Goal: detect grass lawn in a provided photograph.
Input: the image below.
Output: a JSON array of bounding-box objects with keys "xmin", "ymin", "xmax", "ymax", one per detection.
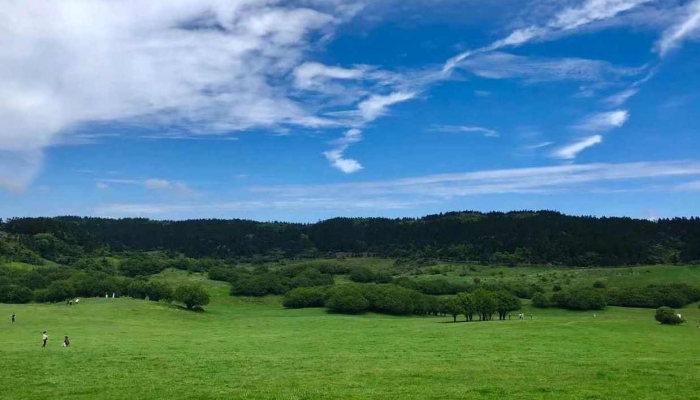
[{"xmin": 2, "ymin": 270, "xmax": 700, "ymax": 399}]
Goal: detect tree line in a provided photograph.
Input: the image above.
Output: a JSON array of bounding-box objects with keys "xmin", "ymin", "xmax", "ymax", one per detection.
[
  {"xmin": 3, "ymin": 210, "xmax": 700, "ymax": 266},
  {"xmin": 282, "ymin": 283, "xmax": 522, "ymax": 320},
  {"xmin": 0, "ymin": 259, "xmax": 209, "ymax": 309}
]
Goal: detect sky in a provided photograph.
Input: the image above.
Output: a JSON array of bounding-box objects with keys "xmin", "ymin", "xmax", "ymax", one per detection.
[{"xmin": 1, "ymin": 0, "xmax": 700, "ymax": 222}]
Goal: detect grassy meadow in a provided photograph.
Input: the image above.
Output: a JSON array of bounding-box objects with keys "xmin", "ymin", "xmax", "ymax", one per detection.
[{"xmin": 2, "ymin": 266, "xmax": 700, "ymax": 399}]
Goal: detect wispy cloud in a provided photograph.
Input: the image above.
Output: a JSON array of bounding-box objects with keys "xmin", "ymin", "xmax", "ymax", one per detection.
[
  {"xmin": 459, "ymin": 52, "xmax": 642, "ymax": 83},
  {"xmin": 431, "ymin": 125, "xmax": 499, "ymax": 138},
  {"xmin": 357, "ymin": 92, "xmax": 416, "ymax": 122},
  {"xmin": 253, "ymin": 160, "xmax": 700, "ymax": 198},
  {"xmin": 99, "ymin": 178, "xmax": 194, "ymax": 194},
  {"xmin": 524, "ymin": 141, "xmax": 554, "ymax": 150},
  {"xmin": 656, "ymin": 0, "xmax": 700, "ymax": 57},
  {"xmin": 602, "ymin": 89, "xmax": 639, "ymax": 107},
  {"xmin": 573, "ymin": 110, "xmax": 630, "ymax": 131},
  {"xmin": 323, "ymin": 129, "xmax": 364, "ymax": 174},
  {"xmin": 95, "ymin": 197, "xmax": 421, "ymax": 217},
  {"xmin": 443, "ymin": 0, "xmax": 653, "ymax": 74},
  {"xmin": 552, "ymin": 135, "xmax": 603, "ymax": 160}
]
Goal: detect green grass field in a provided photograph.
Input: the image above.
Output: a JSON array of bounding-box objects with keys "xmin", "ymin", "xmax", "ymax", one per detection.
[{"xmin": 2, "ymin": 268, "xmax": 700, "ymax": 400}]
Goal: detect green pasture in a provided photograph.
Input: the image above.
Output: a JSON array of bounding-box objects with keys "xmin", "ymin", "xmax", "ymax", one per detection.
[{"xmin": 2, "ymin": 268, "xmax": 700, "ymax": 400}]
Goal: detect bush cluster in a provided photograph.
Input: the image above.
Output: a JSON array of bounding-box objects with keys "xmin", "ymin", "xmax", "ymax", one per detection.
[
  {"xmin": 607, "ymin": 284, "xmax": 700, "ymax": 308},
  {"xmin": 229, "ymin": 265, "xmax": 335, "ymax": 297},
  {"xmin": 655, "ymin": 306, "xmax": 684, "ymax": 325},
  {"xmin": 551, "ymin": 287, "xmax": 607, "ymax": 311}
]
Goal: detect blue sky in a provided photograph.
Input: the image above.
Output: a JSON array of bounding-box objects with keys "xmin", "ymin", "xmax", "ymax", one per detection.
[{"xmin": 1, "ymin": 0, "xmax": 700, "ymax": 222}]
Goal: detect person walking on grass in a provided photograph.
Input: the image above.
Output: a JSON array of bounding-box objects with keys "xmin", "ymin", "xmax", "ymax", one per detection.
[
  {"xmin": 42, "ymin": 331, "xmax": 48, "ymax": 347},
  {"xmin": 11, "ymin": 313, "xmax": 15, "ymax": 324},
  {"xmin": 62, "ymin": 336, "xmax": 70, "ymax": 347}
]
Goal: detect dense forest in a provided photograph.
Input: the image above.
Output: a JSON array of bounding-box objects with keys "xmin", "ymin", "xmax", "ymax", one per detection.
[{"xmin": 2, "ymin": 211, "xmax": 700, "ymax": 266}]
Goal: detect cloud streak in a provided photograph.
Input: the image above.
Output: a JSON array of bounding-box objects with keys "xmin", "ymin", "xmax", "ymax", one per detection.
[
  {"xmin": 656, "ymin": 0, "xmax": 700, "ymax": 56},
  {"xmin": 552, "ymin": 135, "xmax": 604, "ymax": 160},
  {"xmin": 443, "ymin": 0, "xmax": 653, "ymax": 74},
  {"xmin": 459, "ymin": 52, "xmax": 642, "ymax": 83},
  {"xmin": 431, "ymin": 125, "xmax": 499, "ymax": 138},
  {"xmin": 252, "ymin": 160, "xmax": 700, "ymax": 198},
  {"xmin": 573, "ymin": 109, "xmax": 630, "ymax": 131}
]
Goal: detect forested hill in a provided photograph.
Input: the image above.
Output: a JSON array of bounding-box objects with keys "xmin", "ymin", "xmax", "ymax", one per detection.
[{"xmin": 2, "ymin": 211, "xmax": 700, "ymax": 266}]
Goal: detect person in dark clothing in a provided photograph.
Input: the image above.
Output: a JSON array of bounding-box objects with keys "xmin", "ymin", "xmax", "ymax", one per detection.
[
  {"xmin": 11, "ymin": 313, "xmax": 15, "ymax": 323},
  {"xmin": 62, "ymin": 336, "xmax": 70, "ymax": 347}
]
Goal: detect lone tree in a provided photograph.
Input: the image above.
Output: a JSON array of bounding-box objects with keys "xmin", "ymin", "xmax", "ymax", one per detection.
[
  {"xmin": 495, "ymin": 290, "xmax": 521, "ymax": 320},
  {"xmin": 655, "ymin": 306, "xmax": 684, "ymax": 325},
  {"xmin": 443, "ymin": 298, "xmax": 463, "ymax": 322},
  {"xmin": 174, "ymin": 284, "xmax": 210, "ymax": 310}
]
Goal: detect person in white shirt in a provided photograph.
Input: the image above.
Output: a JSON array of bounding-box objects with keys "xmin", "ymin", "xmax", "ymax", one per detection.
[{"xmin": 42, "ymin": 331, "xmax": 48, "ymax": 347}]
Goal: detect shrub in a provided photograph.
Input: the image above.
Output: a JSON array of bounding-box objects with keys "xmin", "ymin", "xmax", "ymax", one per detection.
[
  {"xmin": 43, "ymin": 280, "xmax": 76, "ymax": 303},
  {"xmin": 473, "ymin": 278, "xmax": 481, "ymax": 284},
  {"xmin": 208, "ymin": 267, "xmax": 234, "ymax": 282},
  {"xmin": 0, "ymin": 284, "xmax": 34, "ymax": 304},
  {"xmin": 326, "ymin": 285, "xmax": 369, "ymax": 314},
  {"xmin": 606, "ymin": 283, "xmax": 700, "ymax": 308},
  {"xmin": 126, "ymin": 280, "xmax": 147, "ymax": 299},
  {"xmin": 593, "ymin": 280, "xmax": 607, "ymax": 289},
  {"xmin": 283, "ymin": 287, "xmax": 327, "ymax": 309},
  {"xmin": 361, "ymin": 284, "xmax": 425, "ymax": 315},
  {"xmin": 348, "ymin": 267, "xmax": 375, "ymax": 283},
  {"xmin": 552, "ymin": 283, "xmax": 563, "ymax": 292},
  {"xmin": 552, "ymin": 287, "xmax": 606, "ymax": 311},
  {"xmin": 173, "ymin": 284, "xmax": 210, "ymax": 310},
  {"xmin": 145, "ymin": 281, "xmax": 173, "ymax": 302},
  {"xmin": 655, "ymin": 306, "xmax": 684, "ymax": 325},
  {"xmin": 531, "ymin": 292, "xmax": 551, "ymax": 308}
]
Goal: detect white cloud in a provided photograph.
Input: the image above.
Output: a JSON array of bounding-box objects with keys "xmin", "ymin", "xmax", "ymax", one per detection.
[
  {"xmin": 574, "ymin": 110, "xmax": 630, "ymax": 131},
  {"xmin": 0, "ymin": 0, "xmax": 381, "ymax": 189},
  {"xmin": 144, "ymin": 179, "xmax": 172, "ymax": 190},
  {"xmin": 552, "ymin": 135, "xmax": 603, "ymax": 159},
  {"xmin": 674, "ymin": 180, "xmax": 700, "ymax": 191},
  {"xmin": 0, "ymin": 150, "xmax": 42, "ymax": 193},
  {"xmin": 293, "ymin": 62, "xmax": 366, "ymax": 89},
  {"xmin": 431, "ymin": 125, "xmax": 499, "ymax": 138},
  {"xmin": 524, "ymin": 141, "xmax": 554, "ymax": 150},
  {"xmin": 443, "ymin": 0, "xmax": 653, "ymax": 74},
  {"xmin": 101, "ymin": 178, "xmax": 194, "ymax": 194},
  {"xmin": 253, "ymin": 160, "xmax": 700, "ymax": 198},
  {"xmin": 459, "ymin": 52, "xmax": 642, "ymax": 83},
  {"xmin": 323, "ymin": 128, "xmax": 364, "ymax": 174},
  {"xmin": 95, "ymin": 197, "xmax": 418, "ymax": 217},
  {"xmin": 656, "ymin": 0, "xmax": 700, "ymax": 56},
  {"xmin": 603, "ymin": 89, "xmax": 639, "ymax": 107},
  {"xmin": 96, "ymin": 182, "xmax": 109, "ymax": 190},
  {"xmin": 356, "ymin": 92, "xmax": 416, "ymax": 122}
]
